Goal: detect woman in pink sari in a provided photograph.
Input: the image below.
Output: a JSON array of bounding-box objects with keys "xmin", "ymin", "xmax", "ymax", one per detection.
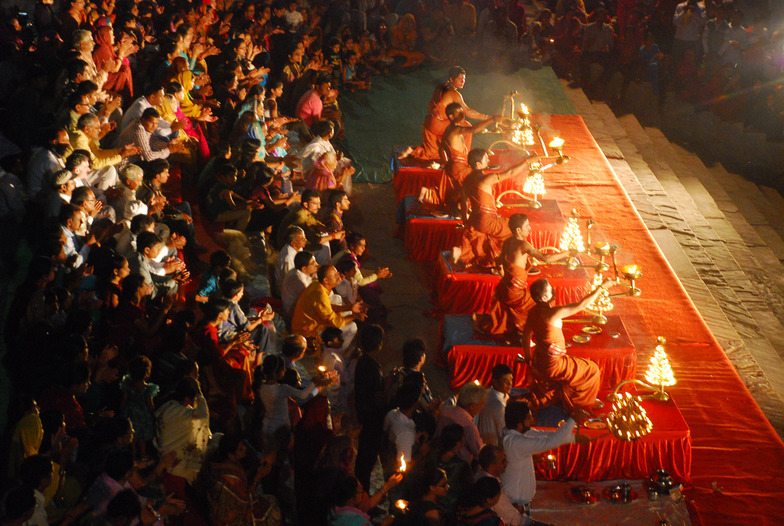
[{"xmin": 93, "ymin": 25, "xmax": 136, "ymax": 101}]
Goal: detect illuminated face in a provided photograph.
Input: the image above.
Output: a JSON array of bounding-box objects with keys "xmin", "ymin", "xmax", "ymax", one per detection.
[
  {"xmin": 116, "ymin": 259, "xmax": 131, "ymax": 279},
  {"xmin": 292, "ymin": 231, "xmax": 307, "ymax": 250},
  {"xmin": 452, "ymin": 73, "xmax": 466, "ymax": 89},
  {"xmin": 305, "ymin": 257, "xmax": 318, "ymax": 276},
  {"xmin": 495, "ymin": 373, "xmax": 514, "ymax": 395},
  {"xmin": 519, "ymin": 219, "xmax": 531, "ymax": 239},
  {"xmin": 351, "ymin": 238, "xmax": 367, "ymax": 257},
  {"xmin": 156, "ymin": 168, "xmax": 170, "ymax": 185},
  {"xmin": 141, "ymin": 117, "xmax": 159, "ymax": 133},
  {"xmin": 322, "ymin": 266, "xmax": 341, "ymax": 289},
  {"xmin": 303, "ymin": 197, "xmax": 321, "ymax": 215}
]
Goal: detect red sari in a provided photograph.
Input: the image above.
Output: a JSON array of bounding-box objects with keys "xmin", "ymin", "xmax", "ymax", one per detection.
[
  {"xmin": 524, "ymin": 303, "xmax": 601, "ymax": 413},
  {"xmin": 93, "ymin": 26, "xmax": 133, "ymax": 100}
]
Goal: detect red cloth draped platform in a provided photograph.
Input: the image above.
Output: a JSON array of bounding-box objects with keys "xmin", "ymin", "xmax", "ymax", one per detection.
[
  {"xmin": 428, "ymin": 115, "xmax": 784, "ymax": 524},
  {"xmin": 394, "ymin": 166, "xmax": 442, "ymax": 204},
  {"xmin": 447, "ymin": 315, "xmax": 637, "ymax": 391},
  {"xmin": 534, "ymin": 394, "xmax": 691, "ymax": 483},
  {"xmin": 433, "ymin": 251, "xmax": 591, "ymax": 315},
  {"xmin": 405, "ymin": 198, "xmax": 566, "ymax": 261}
]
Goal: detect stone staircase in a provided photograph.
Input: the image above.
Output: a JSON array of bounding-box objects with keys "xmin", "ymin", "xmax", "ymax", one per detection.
[{"xmin": 561, "ymin": 80, "xmax": 784, "ymax": 437}]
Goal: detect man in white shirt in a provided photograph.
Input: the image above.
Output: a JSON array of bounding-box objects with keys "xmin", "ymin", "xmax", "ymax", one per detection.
[
  {"xmin": 120, "ymin": 84, "xmax": 179, "ymax": 137},
  {"xmin": 501, "ymin": 400, "xmax": 589, "ymax": 510},
  {"xmin": 477, "ymin": 363, "xmax": 514, "ymax": 446},
  {"xmin": 27, "ymin": 127, "xmax": 69, "ymax": 201},
  {"xmin": 383, "ymin": 380, "xmax": 420, "ymax": 465},
  {"xmin": 18, "ymin": 455, "xmax": 53, "ymax": 526},
  {"xmin": 276, "ymin": 225, "xmax": 307, "ymax": 292},
  {"xmin": 281, "ymin": 250, "xmax": 317, "ymax": 321},
  {"xmin": 60, "ymin": 204, "xmax": 93, "ymax": 267}
]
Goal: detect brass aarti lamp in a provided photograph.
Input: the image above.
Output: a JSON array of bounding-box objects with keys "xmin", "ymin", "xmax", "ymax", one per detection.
[
  {"xmin": 586, "ymin": 272, "xmax": 613, "ymax": 325},
  {"xmin": 620, "ymin": 264, "xmax": 642, "ymax": 297},
  {"xmin": 608, "ymin": 337, "xmax": 676, "ymax": 403},
  {"xmin": 592, "ymin": 241, "xmax": 611, "ymax": 272},
  {"xmin": 605, "ymin": 391, "xmax": 654, "ymax": 441}
]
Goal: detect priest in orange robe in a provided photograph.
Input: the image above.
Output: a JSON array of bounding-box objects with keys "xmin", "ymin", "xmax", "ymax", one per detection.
[{"xmin": 520, "ymin": 278, "xmax": 614, "ymax": 416}]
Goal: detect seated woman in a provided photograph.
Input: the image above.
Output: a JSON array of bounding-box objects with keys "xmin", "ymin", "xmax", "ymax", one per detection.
[
  {"xmin": 521, "ymin": 278, "xmax": 614, "ymax": 418},
  {"xmin": 332, "ymin": 232, "xmax": 392, "ymax": 325},
  {"xmin": 306, "ymin": 151, "xmax": 354, "ymax": 195},
  {"xmin": 388, "ymin": 14, "xmax": 426, "ymax": 68},
  {"xmin": 93, "ymin": 25, "xmax": 136, "ymax": 102},
  {"xmin": 159, "ymin": 81, "xmax": 214, "ymax": 162}
]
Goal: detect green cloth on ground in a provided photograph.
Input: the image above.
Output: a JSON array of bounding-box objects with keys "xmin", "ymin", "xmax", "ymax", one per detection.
[{"xmin": 340, "ymin": 66, "xmax": 577, "ymax": 183}]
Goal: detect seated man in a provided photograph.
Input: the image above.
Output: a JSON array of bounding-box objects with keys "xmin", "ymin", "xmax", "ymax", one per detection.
[
  {"xmin": 115, "ymin": 108, "xmax": 186, "ymax": 163},
  {"xmin": 59, "ymin": 204, "xmax": 94, "ymax": 267},
  {"xmin": 45, "ymin": 169, "xmax": 78, "ymax": 219},
  {"xmin": 127, "ymin": 231, "xmax": 183, "ymax": 299},
  {"xmin": 295, "ymin": 74, "xmax": 334, "ymax": 128},
  {"xmin": 275, "ymin": 226, "xmax": 307, "ymax": 292},
  {"xmin": 26, "ymin": 127, "xmax": 70, "ymax": 201},
  {"xmin": 452, "ymin": 149, "xmax": 531, "ymax": 269},
  {"xmin": 217, "ymin": 278, "xmax": 275, "ymax": 364},
  {"xmin": 281, "ymin": 250, "xmax": 318, "ymax": 322},
  {"xmin": 68, "ymin": 113, "xmax": 139, "ymax": 190},
  {"xmin": 291, "ymin": 265, "xmax": 366, "ymax": 351},
  {"xmin": 418, "ymin": 103, "xmax": 499, "ymax": 213},
  {"xmin": 277, "ymin": 189, "xmax": 344, "ymax": 265},
  {"xmin": 109, "ymin": 164, "xmax": 148, "ymax": 221},
  {"xmin": 475, "ymin": 213, "xmax": 568, "ymax": 341},
  {"xmin": 522, "ymin": 278, "xmax": 613, "ymax": 417}
]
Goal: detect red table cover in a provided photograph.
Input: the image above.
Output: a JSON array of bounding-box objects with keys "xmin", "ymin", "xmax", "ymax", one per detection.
[
  {"xmin": 394, "ymin": 166, "xmax": 442, "ymax": 204},
  {"xmin": 534, "ymin": 394, "xmax": 691, "ymax": 483},
  {"xmin": 447, "ymin": 315, "xmax": 636, "ymax": 390},
  {"xmin": 405, "ymin": 199, "xmax": 566, "ymax": 261},
  {"xmin": 433, "ymin": 252, "xmax": 592, "ymax": 315}
]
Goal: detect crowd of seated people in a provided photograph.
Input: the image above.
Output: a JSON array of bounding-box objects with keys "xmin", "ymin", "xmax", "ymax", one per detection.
[{"xmin": 2, "ymin": 0, "xmax": 766, "ymax": 524}]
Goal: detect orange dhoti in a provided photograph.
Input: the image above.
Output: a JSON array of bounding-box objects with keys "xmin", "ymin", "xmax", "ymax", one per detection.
[
  {"xmin": 420, "ymin": 113, "xmax": 450, "ymax": 161},
  {"xmin": 525, "ymin": 304, "xmax": 601, "ymax": 414},
  {"xmin": 458, "ymin": 200, "xmax": 512, "ymax": 269},
  {"xmin": 476, "ymin": 262, "xmax": 535, "ymax": 340}
]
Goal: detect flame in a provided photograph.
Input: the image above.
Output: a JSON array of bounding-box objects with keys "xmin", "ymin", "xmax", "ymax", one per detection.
[
  {"xmin": 395, "ymin": 499, "xmax": 408, "ymax": 510},
  {"xmin": 621, "ymin": 264, "xmax": 638, "ymax": 274},
  {"xmin": 549, "ymin": 137, "xmax": 564, "ymax": 149},
  {"xmin": 317, "ymin": 365, "xmax": 326, "ymax": 372},
  {"xmin": 520, "ymin": 103, "xmax": 529, "ymax": 115},
  {"xmin": 399, "ymin": 453, "xmax": 406, "ymax": 472}
]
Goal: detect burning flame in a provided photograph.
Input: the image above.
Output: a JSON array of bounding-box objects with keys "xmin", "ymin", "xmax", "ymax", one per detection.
[
  {"xmin": 549, "ymin": 137, "xmax": 564, "ymax": 149},
  {"xmin": 399, "ymin": 453, "xmax": 406, "ymax": 472}
]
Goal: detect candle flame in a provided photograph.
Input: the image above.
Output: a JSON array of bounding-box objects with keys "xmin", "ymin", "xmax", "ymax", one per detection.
[
  {"xmin": 549, "ymin": 137, "xmax": 564, "ymax": 149},
  {"xmin": 317, "ymin": 366, "xmax": 326, "ymax": 372},
  {"xmin": 395, "ymin": 499, "xmax": 408, "ymax": 510},
  {"xmin": 399, "ymin": 453, "xmax": 406, "ymax": 472},
  {"xmin": 520, "ymin": 103, "xmax": 529, "ymax": 114},
  {"xmin": 621, "ymin": 264, "xmax": 638, "ymax": 274}
]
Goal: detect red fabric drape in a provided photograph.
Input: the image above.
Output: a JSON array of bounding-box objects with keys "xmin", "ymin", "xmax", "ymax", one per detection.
[
  {"xmin": 447, "ymin": 315, "xmax": 636, "ymax": 390},
  {"xmin": 433, "ymin": 253, "xmax": 591, "ymax": 316}
]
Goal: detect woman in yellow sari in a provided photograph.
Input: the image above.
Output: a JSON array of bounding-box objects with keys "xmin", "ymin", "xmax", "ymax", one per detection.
[{"xmin": 164, "ymin": 57, "xmax": 209, "ymax": 119}]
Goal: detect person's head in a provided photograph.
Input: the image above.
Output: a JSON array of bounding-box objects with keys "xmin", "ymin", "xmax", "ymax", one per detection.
[
  {"xmin": 419, "ymin": 466, "xmax": 449, "ymax": 498},
  {"xmin": 105, "ymin": 489, "xmax": 142, "ymax": 524},
  {"xmin": 136, "ymin": 231, "xmax": 162, "ymax": 260},
  {"xmin": 220, "ymin": 278, "xmax": 244, "ymax": 302},
  {"xmin": 202, "ymin": 298, "xmax": 232, "ymax": 323},
  {"xmin": 316, "ymin": 264, "xmax": 339, "ymax": 290},
  {"xmin": 71, "ymin": 186, "xmax": 97, "ymax": 214},
  {"xmin": 77, "ymin": 113, "xmax": 101, "ymax": 143},
  {"xmin": 457, "ymin": 381, "xmax": 487, "ymax": 416},
  {"xmin": 140, "ymin": 108, "xmax": 160, "ymax": 133},
  {"xmin": 145, "ymin": 84, "xmax": 165, "ymax": 106},
  {"xmin": 282, "ymin": 334, "xmax": 308, "ymax": 362},
  {"xmin": 327, "ymin": 189, "xmax": 349, "ymax": 212},
  {"xmin": 312, "ymin": 119, "xmax": 335, "ymax": 140},
  {"xmin": 300, "ymin": 189, "xmax": 321, "ymax": 215},
  {"xmin": 119, "ymin": 164, "xmax": 144, "ymax": 190},
  {"xmin": 120, "ymin": 273, "xmax": 150, "ymax": 303},
  {"xmin": 209, "ymin": 249, "xmax": 231, "ymax": 271},
  {"xmin": 478, "ymin": 444, "xmax": 507, "ymax": 477},
  {"xmin": 52, "ymin": 169, "xmax": 76, "ymax": 195},
  {"xmin": 59, "ymin": 204, "xmax": 83, "ymax": 233},
  {"xmin": 396, "ymin": 380, "xmax": 422, "ymax": 412},
  {"xmin": 448, "ymin": 65, "xmax": 466, "ymax": 88},
  {"xmin": 465, "ymin": 477, "xmax": 502, "ymax": 509},
  {"xmin": 529, "ymin": 278, "xmax": 553, "ymax": 303},
  {"xmin": 320, "ymin": 326, "xmax": 343, "ymax": 349},
  {"xmin": 172, "ymin": 377, "xmax": 200, "ymax": 407},
  {"xmin": 360, "ymin": 324, "xmax": 384, "ymax": 354},
  {"xmin": 261, "ymin": 353, "xmax": 286, "ymax": 381},
  {"xmin": 315, "ymin": 74, "xmax": 331, "ymax": 97},
  {"xmin": 129, "ymin": 214, "xmax": 155, "ymax": 235},
  {"xmin": 73, "ymin": 29, "xmax": 94, "ymax": 53},
  {"xmin": 105, "ymin": 448, "xmax": 135, "ymax": 482},
  {"xmin": 331, "ymin": 474, "xmax": 363, "ymax": 508},
  {"xmin": 66, "ymin": 58, "xmax": 89, "ymax": 83},
  {"xmin": 287, "ymin": 226, "xmax": 307, "ymax": 250},
  {"xmin": 65, "ymin": 150, "xmax": 91, "ymax": 178},
  {"xmin": 294, "ymin": 250, "xmax": 317, "ymax": 274},
  {"xmin": 335, "ymin": 254, "xmax": 357, "ymax": 280},
  {"xmin": 402, "ymin": 338, "xmax": 427, "ymax": 369},
  {"xmin": 110, "ymin": 253, "xmax": 130, "ymax": 281},
  {"xmin": 45, "ymin": 127, "xmax": 71, "ymax": 157},
  {"xmin": 468, "ymin": 148, "xmax": 489, "ymax": 169},
  {"xmin": 508, "ymin": 213, "xmax": 531, "ymax": 239},
  {"xmin": 445, "ymin": 102, "xmax": 464, "ymax": 122},
  {"xmin": 128, "ymin": 355, "xmax": 152, "ymax": 383},
  {"xmin": 491, "ymin": 363, "xmax": 514, "ymax": 395},
  {"xmin": 110, "ymin": 416, "xmax": 135, "ymax": 447},
  {"xmin": 504, "ymin": 399, "xmax": 534, "ymax": 433},
  {"xmin": 145, "ymin": 159, "xmax": 170, "ymax": 184},
  {"xmin": 1, "ymin": 486, "xmax": 36, "ymax": 523},
  {"xmin": 438, "ymin": 422, "xmax": 464, "ymax": 453},
  {"xmin": 216, "ymin": 433, "xmax": 249, "ymax": 463},
  {"xmin": 346, "ymin": 232, "xmax": 366, "ymax": 257},
  {"xmin": 19, "ymin": 455, "xmax": 54, "ymax": 491}
]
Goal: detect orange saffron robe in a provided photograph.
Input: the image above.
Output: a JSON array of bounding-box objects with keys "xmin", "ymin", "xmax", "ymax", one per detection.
[
  {"xmin": 477, "ymin": 261, "xmax": 535, "ymax": 340},
  {"xmin": 458, "ymin": 172, "xmax": 512, "ymax": 268},
  {"xmin": 524, "ymin": 303, "xmax": 601, "ymax": 413}
]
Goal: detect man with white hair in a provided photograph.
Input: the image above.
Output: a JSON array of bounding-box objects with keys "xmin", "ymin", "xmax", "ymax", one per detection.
[
  {"xmin": 276, "ymin": 225, "xmax": 306, "ymax": 290},
  {"xmin": 109, "ymin": 164, "xmax": 148, "ymax": 221},
  {"xmin": 68, "ymin": 113, "xmax": 139, "ymax": 189},
  {"xmin": 435, "ymin": 380, "xmax": 487, "ymax": 464}
]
